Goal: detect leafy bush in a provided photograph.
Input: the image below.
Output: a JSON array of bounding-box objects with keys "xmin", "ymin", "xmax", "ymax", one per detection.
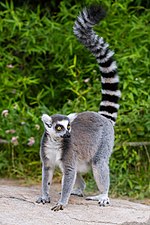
[{"xmin": 0, "ymin": 0, "xmax": 149, "ymax": 198}]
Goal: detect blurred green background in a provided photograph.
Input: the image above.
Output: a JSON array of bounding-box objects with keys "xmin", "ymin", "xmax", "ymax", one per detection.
[{"xmin": 0, "ymin": 0, "xmax": 149, "ymax": 198}]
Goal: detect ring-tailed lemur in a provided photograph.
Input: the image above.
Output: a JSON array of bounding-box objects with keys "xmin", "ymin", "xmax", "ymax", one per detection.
[{"xmin": 36, "ymin": 5, "xmax": 121, "ymax": 211}]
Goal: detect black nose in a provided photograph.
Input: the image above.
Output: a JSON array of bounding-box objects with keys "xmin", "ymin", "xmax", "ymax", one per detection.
[{"xmin": 63, "ymin": 131, "xmax": 71, "ymax": 138}]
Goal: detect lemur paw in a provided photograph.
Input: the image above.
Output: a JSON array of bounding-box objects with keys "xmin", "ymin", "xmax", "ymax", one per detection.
[
  {"xmin": 51, "ymin": 203, "xmax": 65, "ymax": 211},
  {"xmin": 98, "ymin": 195, "xmax": 110, "ymax": 207},
  {"xmin": 86, "ymin": 194, "xmax": 110, "ymax": 206},
  {"xmin": 36, "ymin": 196, "xmax": 51, "ymax": 204}
]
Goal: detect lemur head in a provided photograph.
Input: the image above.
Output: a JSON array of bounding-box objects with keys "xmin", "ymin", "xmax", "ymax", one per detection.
[{"xmin": 41, "ymin": 113, "xmax": 77, "ymax": 140}]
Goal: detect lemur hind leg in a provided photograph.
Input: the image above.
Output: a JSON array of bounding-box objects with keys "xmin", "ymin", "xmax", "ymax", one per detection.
[
  {"xmin": 86, "ymin": 158, "xmax": 110, "ymax": 206},
  {"xmin": 71, "ymin": 173, "xmax": 86, "ymax": 197}
]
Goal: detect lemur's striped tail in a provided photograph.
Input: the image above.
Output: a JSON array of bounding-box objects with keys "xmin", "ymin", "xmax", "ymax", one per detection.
[{"xmin": 73, "ymin": 5, "xmax": 121, "ymax": 125}]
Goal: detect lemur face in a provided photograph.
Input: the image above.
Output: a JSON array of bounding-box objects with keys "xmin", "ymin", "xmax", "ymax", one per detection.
[{"xmin": 41, "ymin": 114, "xmax": 71, "ymax": 139}]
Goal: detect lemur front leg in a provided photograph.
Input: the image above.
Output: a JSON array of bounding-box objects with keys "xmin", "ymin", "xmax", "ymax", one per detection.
[
  {"xmin": 51, "ymin": 163, "xmax": 77, "ymax": 211},
  {"xmin": 36, "ymin": 164, "xmax": 54, "ymax": 204},
  {"xmin": 86, "ymin": 158, "xmax": 110, "ymax": 206}
]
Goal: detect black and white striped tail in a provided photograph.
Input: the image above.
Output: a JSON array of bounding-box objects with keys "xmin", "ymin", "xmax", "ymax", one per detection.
[{"xmin": 73, "ymin": 5, "xmax": 121, "ymax": 125}]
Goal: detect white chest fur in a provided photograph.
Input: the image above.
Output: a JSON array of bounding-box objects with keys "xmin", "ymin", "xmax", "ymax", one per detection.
[
  {"xmin": 44, "ymin": 136, "xmax": 62, "ymax": 167},
  {"xmin": 43, "ymin": 135, "xmax": 90, "ymax": 173}
]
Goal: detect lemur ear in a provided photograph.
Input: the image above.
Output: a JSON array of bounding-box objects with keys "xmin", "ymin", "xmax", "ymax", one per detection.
[
  {"xmin": 67, "ymin": 113, "xmax": 78, "ymax": 123},
  {"xmin": 41, "ymin": 114, "xmax": 52, "ymax": 124}
]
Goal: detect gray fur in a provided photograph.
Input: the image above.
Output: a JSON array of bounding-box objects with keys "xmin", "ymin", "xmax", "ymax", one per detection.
[
  {"xmin": 37, "ymin": 112, "xmax": 114, "ymax": 210},
  {"xmin": 36, "ymin": 5, "xmax": 120, "ymax": 211}
]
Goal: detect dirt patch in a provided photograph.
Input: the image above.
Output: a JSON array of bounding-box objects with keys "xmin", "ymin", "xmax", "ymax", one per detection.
[{"xmin": 0, "ymin": 179, "xmax": 150, "ymax": 225}]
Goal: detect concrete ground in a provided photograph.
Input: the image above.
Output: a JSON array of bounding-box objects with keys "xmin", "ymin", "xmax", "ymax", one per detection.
[{"xmin": 0, "ymin": 180, "xmax": 149, "ymax": 225}]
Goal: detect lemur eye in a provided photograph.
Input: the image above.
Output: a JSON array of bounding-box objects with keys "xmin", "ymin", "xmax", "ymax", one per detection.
[
  {"xmin": 57, "ymin": 126, "xmax": 62, "ymax": 131},
  {"xmin": 67, "ymin": 124, "xmax": 71, "ymax": 130},
  {"xmin": 55, "ymin": 125, "xmax": 63, "ymax": 131}
]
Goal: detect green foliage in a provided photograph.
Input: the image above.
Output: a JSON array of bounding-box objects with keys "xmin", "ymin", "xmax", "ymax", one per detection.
[{"xmin": 0, "ymin": 0, "xmax": 149, "ymax": 198}]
